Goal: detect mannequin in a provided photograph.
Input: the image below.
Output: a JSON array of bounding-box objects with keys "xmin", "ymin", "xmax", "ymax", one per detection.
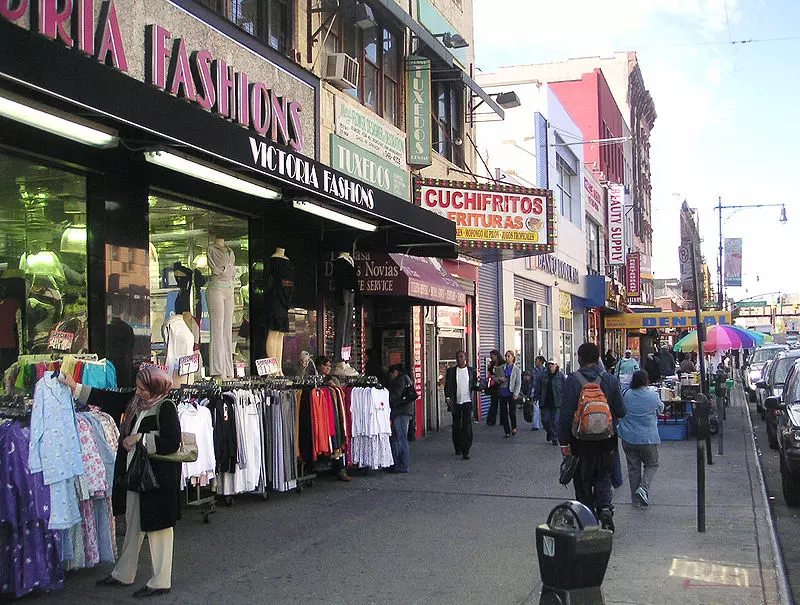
[
  {"xmin": 332, "ymin": 252, "xmax": 359, "ymax": 377},
  {"xmin": 163, "ymin": 311, "xmax": 196, "ymax": 387},
  {"xmin": 206, "ymin": 237, "xmax": 236, "ymax": 379},
  {"xmin": 265, "ymin": 247, "xmax": 295, "ymax": 375}
]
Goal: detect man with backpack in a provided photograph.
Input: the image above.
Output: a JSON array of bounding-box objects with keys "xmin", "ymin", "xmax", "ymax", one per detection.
[{"xmin": 558, "ymin": 343, "xmax": 626, "ymax": 532}]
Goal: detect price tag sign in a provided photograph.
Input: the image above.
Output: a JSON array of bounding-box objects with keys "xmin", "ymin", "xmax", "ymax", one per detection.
[
  {"xmin": 256, "ymin": 357, "xmax": 280, "ymax": 376},
  {"xmin": 48, "ymin": 330, "xmax": 75, "ymax": 351},
  {"xmin": 341, "ymin": 346, "xmax": 351, "ymax": 362},
  {"xmin": 235, "ymin": 362, "xmax": 247, "ymax": 378},
  {"xmin": 178, "ymin": 353, "xmax": 200, "ymax": 376},
  {"xmin": 140, "ymin": 362, "xmax": 169, "ymax": 373}
]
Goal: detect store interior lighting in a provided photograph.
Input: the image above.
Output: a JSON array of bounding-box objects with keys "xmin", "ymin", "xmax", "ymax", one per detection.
[
  {"xmin": 0, "ymin": 90, "xmax": 119, "ymax": 148},
  {"xmin": 144, "ymin": 150, "xmax": 281, "ymax": 200},
  {"xmin": 292, "ymin": 199, "xmax": 377, "ymax": 232}
]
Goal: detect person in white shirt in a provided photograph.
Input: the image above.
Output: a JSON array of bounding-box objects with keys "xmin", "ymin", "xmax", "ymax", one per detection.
[{"xmin": 444, "ymin": 351, "xmax": 480, "ymax": 460}]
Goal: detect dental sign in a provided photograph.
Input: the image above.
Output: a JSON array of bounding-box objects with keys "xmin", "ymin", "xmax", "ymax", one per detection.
[
  {"xmin": 0, "ymin": 0, "xmax": 306, "ymax": 151},
  {"xmin": 415, "ymin": 178, "xmax": 556, "ymax": 252}
]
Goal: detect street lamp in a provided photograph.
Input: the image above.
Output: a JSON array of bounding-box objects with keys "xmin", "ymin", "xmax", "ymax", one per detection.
[{"xmin": 716, "ymin": 198, "xmax": 788, "ymax": 311}]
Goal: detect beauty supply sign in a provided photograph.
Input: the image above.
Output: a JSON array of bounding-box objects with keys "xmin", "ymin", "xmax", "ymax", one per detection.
[
  {"xmin": 415, "ymin": 178, "xmax": 556, "ymax": 253},
  {"xmin": 607, "ymin": 184, "xmax": 625, "ymax": 266}
]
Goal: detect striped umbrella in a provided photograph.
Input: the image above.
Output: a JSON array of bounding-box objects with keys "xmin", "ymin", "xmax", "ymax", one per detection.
[{"xmin": 673, "ymin": 324, "xmax": 760, "ymax": 353}]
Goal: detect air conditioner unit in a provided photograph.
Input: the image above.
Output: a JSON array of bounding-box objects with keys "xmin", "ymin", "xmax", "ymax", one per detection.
[{"xmin": 324, "ymin": 53, "xmax": 359, "ymax": 90}]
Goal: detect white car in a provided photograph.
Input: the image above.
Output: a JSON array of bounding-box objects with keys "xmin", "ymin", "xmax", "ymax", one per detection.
[{"xmin": 747, "ymin": 345, "xmax": 788, "ymax": 403}]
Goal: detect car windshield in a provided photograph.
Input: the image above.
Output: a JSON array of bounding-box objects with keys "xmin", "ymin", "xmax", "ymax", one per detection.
[
  {"xmin": 752, "ymin": 348, "xmax": 783, "ymax": 364},
  {"xmin": 774, "ymin": 358, "xmax": 797, "ymax": 386}
]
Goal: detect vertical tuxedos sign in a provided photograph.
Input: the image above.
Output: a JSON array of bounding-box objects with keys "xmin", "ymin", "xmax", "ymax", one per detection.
[
  {"xmin": 607, "ymin": 184, "xmax": 625, "ymax": 265},
  {"xmin": 724, "ymin": 238, "xmax": 743, "ymax": 287},
  {"xmin": 405, "ymin": 56, "xmax": 432, "ymax": 168}
]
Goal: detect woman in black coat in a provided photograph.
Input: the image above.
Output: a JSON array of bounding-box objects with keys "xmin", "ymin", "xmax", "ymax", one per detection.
[{"xmin": 61, "ymin": 366, "xmax": 180, "ymax": 598}]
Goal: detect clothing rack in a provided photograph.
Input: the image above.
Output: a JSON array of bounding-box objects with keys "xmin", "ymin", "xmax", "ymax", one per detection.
[
  {"xmin": 342, "ymin": 375, "xmax": 382, "ymax": 388},
  {"xmin": 0, "ymin": 394, "xmax": 31, "ymax": 418}
]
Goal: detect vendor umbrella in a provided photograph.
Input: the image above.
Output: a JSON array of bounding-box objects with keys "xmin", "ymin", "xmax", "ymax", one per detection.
[
  {"xmin": 727, "ymin": 325, "xmax": 769, "ymax": 346},
  {"xmin": 673, "ymin": 324, "xmax": 760, "ymax": 354}
]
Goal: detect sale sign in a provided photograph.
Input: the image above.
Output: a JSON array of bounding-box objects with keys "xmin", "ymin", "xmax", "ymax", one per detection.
[{"xmin": 415, "ymin": 178, "xmax": 555, "ymax": 253}]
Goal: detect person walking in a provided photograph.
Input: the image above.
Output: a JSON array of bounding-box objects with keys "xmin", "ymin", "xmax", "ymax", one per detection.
[
  {"xmin": 387, "ymin": 364, "xmax": 415, "ymax": 472},
  {"xmin": 604, "ymin": 350, "xmax": 618, "ymax": 375},
  {"xmin": 615, "ymin": 349, "xmax": 640, "ymax": 390},
  {"xmin": 498, "ymin": 350, "xmax": 522, "ymax": 438},
  {"xmin": 60, "ymin": 366, "xmax": 180, "ymax": 597},
  {"xmin": 485, "ymin": 349, "xmax": 503, "ymax": 426},
  {"xmin": 559, "ymin": 343, "xmax": 626, "ymax": 532},
  {"xmin": 618, "ymin": 370, "xmax": 664, "ymax": 507},
  {"xmin": 530, "ymin": 355, "xmax": 547, "ymax": 431},
  {"xmin": 540, "ymin": 360, "xmax": 565, "ymax": 445},
  {"xmin": 444, "ymin": 350, "xmax": 480, "ymax": 460},
  {"xmin": 644, "ymin": 352, "xmax": 661, "ymax": 384},
  {"xmin": 658, "ymin": 346, "xmax": 677, "ymax": 378}
]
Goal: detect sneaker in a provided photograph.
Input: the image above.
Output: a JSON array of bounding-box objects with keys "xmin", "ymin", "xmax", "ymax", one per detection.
[
  {"xmin": 597, "ymin": 508, "xmax": 615, "ymax": 532},
  {"xmin": 636, "ymin": 486, "xmax": 649, "ymax": 507},
  {"xmin": 462, "ymin": 454, "xmax": 470, "ymax": 460}
]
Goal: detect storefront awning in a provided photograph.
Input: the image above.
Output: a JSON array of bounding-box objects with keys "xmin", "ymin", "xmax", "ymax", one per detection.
[{"xmin": 357, "ymin": 253, "xmax": 466, "ymax": 306}]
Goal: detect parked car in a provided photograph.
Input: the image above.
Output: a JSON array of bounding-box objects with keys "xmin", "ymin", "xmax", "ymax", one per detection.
[
  {"xmin": 767, "ymin": 360, "xmax": 800, "ymax": 505},
  {"xmin": 757, "ymin": 350, "xmax": 800, "ymax": 447},
  {"xmin": 756, "ymin": 359, "xmax": 774, "ymax": 416},
  {"xmin": 745, "ymin": 344, "xmax": 788, "ymax": 402}
]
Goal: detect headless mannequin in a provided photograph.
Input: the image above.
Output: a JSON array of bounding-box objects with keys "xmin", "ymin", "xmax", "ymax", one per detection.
[
  {"xmin": 332, "ymin": 252, "xmax": 357, "ymax": 373},
  {"xmin": 265, "ymin": 247, "xmax": 294, "ymax": 375},
  {"xmin": 207, "ymin": 237, "xmax": 236, "ymax": 379}
]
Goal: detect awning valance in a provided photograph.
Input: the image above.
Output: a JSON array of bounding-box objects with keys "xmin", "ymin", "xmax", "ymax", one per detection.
[{"xmin": 357, "ymin": 253, "xmax": 465, "ymax": 306}]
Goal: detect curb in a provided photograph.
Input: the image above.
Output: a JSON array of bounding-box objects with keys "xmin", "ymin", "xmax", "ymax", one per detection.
[{"xmin": 741, "ymin": 385, "xmax": 794, "ymax": 604}]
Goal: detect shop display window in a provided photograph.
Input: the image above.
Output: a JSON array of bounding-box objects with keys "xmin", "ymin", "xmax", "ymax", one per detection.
[
  {"xmin": 148, "ymin": 195, "xmax": 250, "ymax": 376},
  {"xmin": 0, "ymin": 152, "xmax": 88, "ymax": 373},
  {"xmin": 281, "ymin": 307, "xmax": 318, "ymax": 376}
]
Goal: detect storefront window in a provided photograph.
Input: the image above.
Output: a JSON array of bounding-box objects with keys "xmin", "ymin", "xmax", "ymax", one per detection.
[
  {"xmin": 537, "ymin": 304, "xmax": 550, "ymax": 359},
  {"xmin": 586, "ymin": 219, "xmax": 601, "ymax": 275},
  {"xmin": 282, "ymin": 308, "xmax": 317, "ymax": 376},
  {"xmin": 560, "ymin": 316, "xmax": 574, "ymax": 374},
  {"xmin": 148, "ymin": 195, "xmax": 250, "ymax": 377},
  {"xmin": 0, "ymin": 153, "xmax": 88, "ymax": 373},
  {"xmin": 197, "ymin": 0, "xmax": 293, "ymax": 54}
]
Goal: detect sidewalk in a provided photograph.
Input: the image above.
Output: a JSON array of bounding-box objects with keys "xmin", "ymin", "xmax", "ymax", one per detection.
[{"xmin": 30, "ymin": 385, "xmax": 784, "ymax": 605}]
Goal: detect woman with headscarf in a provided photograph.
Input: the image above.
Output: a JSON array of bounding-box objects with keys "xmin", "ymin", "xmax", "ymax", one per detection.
[{"xmin": 60, "ymin": 366, "xmax": 180, "ymax": 598}]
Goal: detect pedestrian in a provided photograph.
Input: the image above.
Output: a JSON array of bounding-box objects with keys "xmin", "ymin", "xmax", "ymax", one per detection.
[
  {"xmin": 540, "ymin": 360, "xmax": 565, "ymax": 445},
  {"xmin": 604, "ymin": 349, "xmax": 618, "ymax": 374},
  {"xmin": 615, "ymin": 349, "xmax": 640, "ymax": 390},
  {"xmin": 644, "ymin": 352, "xmax": 661, "ymax": 384},
  {"xmin": 485, "ymin": 349, "xmax": 503, "ymax": 426},
  {"xmin": 59, "ymin": 366, "xmax": 180, "ymax": 597},
  {"xmin": 559, "ymin": 342, "xmax": 626, "ymax": 532},
  {"xmin": 659, "ymin": 347, "xmax": 677, "ymax": 378},
  {"xmin": 387, "ymin": 363, "xmax": 415, "ymax": 472},
  {"xmin": 444, "ymin": 350, "xmax": 480, "ymax": 460},
  {"xmin": 499, "ymin": 350, "xmax": 522, "ymax": 438},
  {"xmin": 618, "ymin": 370, "xmax": 663, "ymax": 507},
  {"xmin": 530, "ymin": 355, "xmax": 547, "ymax": 431},
  {"xmin": 679, "ymin": 355, "xmax": 696, "ymax": 375}
]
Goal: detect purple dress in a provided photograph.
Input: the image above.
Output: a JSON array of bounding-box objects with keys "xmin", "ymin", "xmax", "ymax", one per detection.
[{"xmin": 0, "ymin": 421, "xmax": 64, "ymax": 597}]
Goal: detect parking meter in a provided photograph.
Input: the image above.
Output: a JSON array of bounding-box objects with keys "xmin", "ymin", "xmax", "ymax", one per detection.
[{"xmin": 535, "ymin": 501, "xmax": 613, "ymax": 605}]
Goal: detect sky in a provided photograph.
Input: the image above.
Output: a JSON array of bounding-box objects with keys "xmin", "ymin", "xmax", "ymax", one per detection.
[{"xmin": 473, "ymin": 0, "xmax": 800, "ymax": 304}]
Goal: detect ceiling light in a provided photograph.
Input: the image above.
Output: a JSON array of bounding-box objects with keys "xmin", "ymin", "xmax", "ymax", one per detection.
[
  {"xmin": 60, "ymin": 226, "xmax": 87, "ymax": 254},
  {"xmin": 292, "ymin": 200, "xmax": 377, "ymax": 231},
  {"xmin": 352, "ymin": 2, "xmax": 377, "ymax": 29},
  {"xmin": 494, "ymin": 91, "xmax": 521, "ymax": 109},
  {"xmin": 0, "ymin": 90, "xmax": 118, "ymax": 148},
  {"xmin": 144, "ymin": 150, "xmax": 280, "ymax": 200}
]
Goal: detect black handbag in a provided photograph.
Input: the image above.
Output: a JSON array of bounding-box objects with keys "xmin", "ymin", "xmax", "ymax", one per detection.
[
  {"xmin": 559, "ymin": 455, "xmax": 579, "ymax": 486},
  {"xmin": 127, "ymin": 442, "xmax": 160, "ymax": 492},
  {"xmin": 522, "ymin": 398, "xmax": 534, "ymax": 423}
]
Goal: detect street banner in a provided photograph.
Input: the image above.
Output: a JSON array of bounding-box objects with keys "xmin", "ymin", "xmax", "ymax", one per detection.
[
  {"xmin": 724, "ymin": 238, "xmax": 743, "ymax": 287},
  {"xmin": 608, "ymin": 184, "xmax": 625, "ymax": 265},
  {"xmin": 626, "ymin": 252, "xmax": 641, "ymax": 298}
]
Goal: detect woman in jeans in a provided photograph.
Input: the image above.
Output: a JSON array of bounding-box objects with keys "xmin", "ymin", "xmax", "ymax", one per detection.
[
  {"xmin": 539, "ymin": 361, "xmax": 565, "ymax": 445},
  {"xmin": 499, "ymin": 350, "xmax": 521, "ymax": 438},
  {"xmin": 618, "ymin": 370, "xmax": 664, "ymax": 507}
]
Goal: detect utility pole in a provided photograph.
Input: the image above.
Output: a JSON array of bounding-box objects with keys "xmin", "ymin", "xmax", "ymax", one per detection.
[{"xmin": 717, "ymin": 196, "xmax": 723, "ymax": 310}]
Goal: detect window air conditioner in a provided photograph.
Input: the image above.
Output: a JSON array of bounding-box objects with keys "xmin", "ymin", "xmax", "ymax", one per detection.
[{"xmin": 324, "ymin": 53, "xmax": 359, "ymax": 90}]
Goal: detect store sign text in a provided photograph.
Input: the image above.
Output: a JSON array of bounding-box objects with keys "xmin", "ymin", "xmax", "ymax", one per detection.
[
  {"xmin": 583, "ymin": 177, "xmax": 603, "ymax": 216},
  {"xmin": 626, "ymin": 252, "xmax": 641, "ymax": 298},
  {"xmin": 536, "ymin": 254, "xmax": 580, "ymax": 284},
  {"xmin": 608, "ymin": 184, "xmax": 625, "ymax": 265},
  {"xmin": 405, "ymin": 56, "xmax": 432, "ymax": 168},
  {"xmin": 330, "ymin": 134, "xmax": 410, "ymax": 201}
]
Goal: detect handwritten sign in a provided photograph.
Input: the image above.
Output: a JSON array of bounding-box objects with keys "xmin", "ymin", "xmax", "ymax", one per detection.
[
  {"xmin": 48, "ymin": 330, "xmax": 75, "ymax": 351},
  {"xmin": 140, "ymin": 362, "xmax": 169, "ymax": 373},
  {"xmin": 255, "ymin": 357, "xmax": 280, "ymax": 376},
  {"xmin": 341, "ymin": 346, "xmax": 351, "ymax": 362},
  {"xmin": 235, "ymin": 362, "xmax": 247, "ymax": 378},
  {"xmin": 178, "ymin": 353, "xmax": 200, "ymax": 376}
]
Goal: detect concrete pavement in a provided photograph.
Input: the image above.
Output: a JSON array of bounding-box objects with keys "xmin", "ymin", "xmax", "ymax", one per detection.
[{"xmin": 31, "ymin": 385, "xmax": 784, "ymax": 604}]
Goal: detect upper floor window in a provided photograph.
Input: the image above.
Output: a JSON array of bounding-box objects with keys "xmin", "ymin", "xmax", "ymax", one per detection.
[
  {"xmin": 325, "ymin": 8, "xmax": 402, "ymax": 127},
  {"xmin": 432, "ymin": 80, "xmax": 464, "ymax": 167},
  {"xmin": 556, "ymin": 156, "xmax": 575, "ymax": 222},
  {"xmin": 586, "ymin": 219, "xmax": 601, "ymax": 275},
  {"xmin": 196, "ymin": 0, "xmax": 292, "ymax": 54}
]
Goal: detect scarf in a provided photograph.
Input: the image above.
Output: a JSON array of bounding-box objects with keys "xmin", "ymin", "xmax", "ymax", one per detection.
[{"xmin": 120, "ymin": 366, "xmax": 173, "ymax": 436}]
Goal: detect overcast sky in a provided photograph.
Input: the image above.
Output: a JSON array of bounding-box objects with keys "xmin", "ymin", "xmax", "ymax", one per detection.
[{"xmin": 474, "ymin": 0, "xmax": 799, "ymax": 304}]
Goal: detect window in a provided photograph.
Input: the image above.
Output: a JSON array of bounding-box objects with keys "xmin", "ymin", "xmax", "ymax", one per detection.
[
  {"xmin": 326, "ymin": 11, "xmax": 402, "ymax": 127},
  {"xmin": 537, "ymin": 304, "xmax": 550, "ymax": 360},
  {"xmin": 432, "ymin": 80, "xmax": 464, "ymax": 167},
  {"xmin": 556, "ymin": 156, "xmax": 574, "ymax": 222},
  {"xmin": 196, "ymin": 0, "xmax": 292, "ymax": 54},
  {"xmin": 586, "ymin": 219, "xmax": 601, "ymax": 274},
  {"xmin": 513, "ymin": 299, "xmax": 539, "ymax": 369},
  {"xmin": 559, "ymin": 316, "xmax": 573, "ymax": 374}
]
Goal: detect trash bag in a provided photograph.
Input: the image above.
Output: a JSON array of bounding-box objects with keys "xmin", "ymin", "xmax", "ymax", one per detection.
[{"xmin": 127, "ymin": 442, "xmax": 160, "ymax": 492}]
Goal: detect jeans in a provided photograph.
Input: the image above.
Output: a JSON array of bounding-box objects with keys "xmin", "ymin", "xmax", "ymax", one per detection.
[
  {"xmin": 451, "ymin": 402, "xmax": 473, "ymax": 456},
  {"xmin": 622, "ymin": 442, "xmax": 659, "ymax": 498},
  {"xmin": 541, "ymin": 407, "xmax": 560, "ymax": 443},
  {"xmin": 573, "ymin": 451, "xmax": 614, "ymax": 516},
  {"xmin": 390, "ymin": 414, "xmax": 411, "ymax": 472},
  {"xmin": 499, "ymin": 395, "xmax": 517, "ymax": 435},
  {"xmin": 333, "ymin": 289, "xmax": 355, "ymax": 362}
]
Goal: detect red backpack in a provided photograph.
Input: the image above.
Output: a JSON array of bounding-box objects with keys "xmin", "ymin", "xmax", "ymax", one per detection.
[{"xmin": 571, "ymin": 373, "xmax": 614, "ymax": 441}]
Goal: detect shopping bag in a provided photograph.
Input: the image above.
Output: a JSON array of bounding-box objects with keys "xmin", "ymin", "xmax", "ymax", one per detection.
[
  {"xmin": 127, "ymin": 442, "xmax": 160, "ymax": 492},
  {"xmin": 522, "ymin": 399, "xmax": 533, "ymax": 423},
  {"xmin": 533, "ymin": 402, "xmax": 541, "ymax": 429}
]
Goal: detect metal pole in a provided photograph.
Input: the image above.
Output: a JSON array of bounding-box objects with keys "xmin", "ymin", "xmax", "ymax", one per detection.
[
  {"xmin": 697, "ymin": 436, "xmax": 706, "ymax": 533},
  {"xmin": 690, "ymin": 243, "xmax": 709, "ymax": 396},
  {"xmin": 717, "ymin": 197, "xmax": 724, "ymax": 310},
  {"xmin": 718, "ymin": 411, "xmax": 724, "ymax": 455}
]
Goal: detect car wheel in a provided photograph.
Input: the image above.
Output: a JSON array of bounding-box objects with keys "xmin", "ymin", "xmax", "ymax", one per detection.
[
  {"xmin": 767, "ymin": 422, "xmax": 779, "ymax": 449},
  {"xmin": 782, "ymin": 467, "xmax": 800, "ymax": 506}
]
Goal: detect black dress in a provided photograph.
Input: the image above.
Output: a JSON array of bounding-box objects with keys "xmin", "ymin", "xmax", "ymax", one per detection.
[
  {"xmin": 86, "ymin": 389, "xmax": 182, "ymax": 532},
  {"xmin": 265, "ymin": 256, "xmax": 295, "ymax": 332}
]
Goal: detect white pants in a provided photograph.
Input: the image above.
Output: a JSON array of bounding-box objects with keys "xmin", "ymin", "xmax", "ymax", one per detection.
[
  {"xmin": 111, "ymin": 491, "xmax": 174, "ymax": 589},
  {"xmin": 207, "ymin": 284, "xmax": 234, "ymax": 377}
]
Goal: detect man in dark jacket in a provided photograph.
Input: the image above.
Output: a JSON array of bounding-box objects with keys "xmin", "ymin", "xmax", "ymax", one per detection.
[
  {"xmin": 658, "ymin": 347, "xmax": 676, "ymax": 378},
  {"xmin": 444, "ymin": 350, "xmax": 481, "ymax": 460},
  {"xmin": 540, "ymin": 361, "xmax": 565, "ymax": 445},
  {"xmin": 530, "ymin": 356, "xmax": 547, "ymax": 431},
  {"xmin": 388, "ymin": 364, "xmax": 414, "ymax": 472},
  {"xmin": 559, "ymin": 342, "xmax": 626, "ymax": 531}
]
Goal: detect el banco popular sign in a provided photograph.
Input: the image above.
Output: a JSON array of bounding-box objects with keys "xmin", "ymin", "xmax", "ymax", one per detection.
[
  {"xmin": 605, "ymin": 311, "xmax": 732, "ymax": 330},
  {"xmin": 415, "ymin": 178, "xmax": 556, "ymax": 252}
]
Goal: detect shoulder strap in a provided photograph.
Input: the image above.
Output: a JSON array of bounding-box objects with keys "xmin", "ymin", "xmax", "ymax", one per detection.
[{"xmin": 575, "ymin": 372, "xmax": 588, "ymax": 386}]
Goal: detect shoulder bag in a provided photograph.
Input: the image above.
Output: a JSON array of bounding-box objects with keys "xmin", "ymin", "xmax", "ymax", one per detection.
[{"xmin": 149, "ymin": 399, "xmax": 199, "ymax": 464}]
